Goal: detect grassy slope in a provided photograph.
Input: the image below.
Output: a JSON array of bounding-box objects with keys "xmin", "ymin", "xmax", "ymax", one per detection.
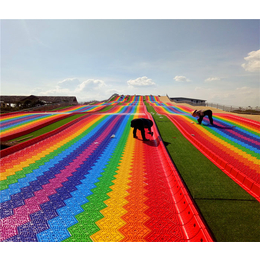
[{"xmin": 146, "ymin": 102, "xmax": 260, "ymax": 242}]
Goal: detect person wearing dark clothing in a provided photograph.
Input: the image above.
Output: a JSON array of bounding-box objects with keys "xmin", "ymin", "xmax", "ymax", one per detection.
[
  {"xmin": 130, "ymin": 118, "xmax": 154, "ymax": 141},
  {"xmin": 192, "ymin": 109, "xmax": 214, "ymax": 125}
]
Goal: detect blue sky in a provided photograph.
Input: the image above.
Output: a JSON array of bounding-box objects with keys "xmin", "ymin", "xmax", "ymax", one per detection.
[{"xmin": 1, "ymin": 18, "xmax": 259, "ymax": 107}]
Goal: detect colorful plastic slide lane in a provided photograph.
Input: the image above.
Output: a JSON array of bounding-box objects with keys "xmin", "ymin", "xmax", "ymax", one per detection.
[
  {"xmin": 63, "ymin": 103, "xmax": 137, "ymax": 115},
  {"xmin": 56, "ymin": 96, "xmax": 131, "ymax": 113},
  {"xmin": 111, "ymin": 95, "xmax": 129, "ymax": 102},
  {"xmin": 0, "ymin": 96, "xmax": 213, "ymax": 242},
  {"xmin": 57, "ymin": 95, "xmax": 134, "ymax": 113},
  {"xmin": 148, "ymin": 100, "xmax": 260, "ymax": 201},
  {"xmin": 145, "ymin": 95, "xmax": 160, "ymax": 103},
  {"xmin": 0, "ymin": 112, "xmax": 72, "ymax": 142},
  {"xmin": 0, "ymin": 98, "xmax": 137, "ymax": 142},
  {"xmin": 56, "ymin": 104, "xmax": 108, "ymax": 113}
]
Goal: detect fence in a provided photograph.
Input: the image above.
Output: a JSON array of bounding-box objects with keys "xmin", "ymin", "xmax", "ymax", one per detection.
[
  {"xmin": 165, "ymin": 94, "xmax": 259, "ymax": 114},
  {"xmin": 206, "ymin": 103, "xmax": 260, "ymax": 113}
]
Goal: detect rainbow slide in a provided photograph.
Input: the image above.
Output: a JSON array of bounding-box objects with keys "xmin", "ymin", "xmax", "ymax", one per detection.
[{"xmin": 0, "ymin": 97, "xmax": 213, "ymax": 242}]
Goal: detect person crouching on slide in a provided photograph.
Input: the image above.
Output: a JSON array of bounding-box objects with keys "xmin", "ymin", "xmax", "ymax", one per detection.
[
  {"xmin": 192, "ymin": 109, "xmax": 214, "ymax": 125},
  {"xmin": 130, "ymin": 118, "xmax": 154, "ymax": 141}
]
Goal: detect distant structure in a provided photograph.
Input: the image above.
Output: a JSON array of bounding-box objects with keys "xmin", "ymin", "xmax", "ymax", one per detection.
[
  {"xmin": 169, "ymin": 97, "xmax": 206, "ymax": 106},
  {"xmin": 0, "ymin": 95, "xmax": 78, "ymax": 109}
]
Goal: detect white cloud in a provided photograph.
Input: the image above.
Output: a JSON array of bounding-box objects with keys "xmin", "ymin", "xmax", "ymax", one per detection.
[
  {"xmin": 196, "ymin": 85, "xmax": 259, "ymax": 107},
  {"xmin": 127, "ymin": 76, "xmax": 156, "ymax": 87},
  {"xmin": 205, "ymin": 77, "xmax": 221, "ymax": 82},
  {"xmin": 58, "ymin": 78, "xmax": 80, "ymax": 88},
  {"xmin": 35, "ymin": 78, "xmax": 121, "ymax": 102},
  {"xmin": 236, "ymin": 86, "xmax": 254, "ymax": 95},
  {"xmin": 76, "ymin": 79, "xmax": 107, "ymax": 92},
  {"xmin": 173, "ymin": 76, "xmax": 191, "ymax": 82},
  {"xmin": 241, "ymin": 49, "xmax": 260, "ymax": 72},
  {"xmin": 38, "ymin": 85, "xmax": 72, "ymax": 96},
  {"xmin": 75, "ymin": 79, "xmax": 120, "ymax": 101}
]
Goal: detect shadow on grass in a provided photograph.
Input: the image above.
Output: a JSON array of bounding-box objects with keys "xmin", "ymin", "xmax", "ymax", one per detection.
[
  {"xmin": 144, "ymin": 138, "xmax": 171, "ymax": 148},
  {"xmin": 163, "ymin": 141, "xmax": 171, "ymax": 146}
]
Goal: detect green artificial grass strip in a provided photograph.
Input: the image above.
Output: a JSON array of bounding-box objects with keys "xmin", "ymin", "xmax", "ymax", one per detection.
[
  {"xmin": 196, "ymin": 199, "xmax": 260, "ymax": 242},
  {"xmin": 110, "ymin": 96, "xmax": 118, "ymax": 101},
  {"xmin": 10, "ymin": 114, "xmax": 86, "ymax": 142},
  {"xmin": 49, "ymin": 106, "xmax": 73, "ymax": 111},
  {"xmin": 3, "ymin": 115, "xmax": 50, "ymax": 132},
  {"xmin": 99, "ymin": 106, "xmax": 113, "ymax": 112},
  {"xmin": 8, "ymin": 106, "xmax": 122, "ymax": 143},
  {"xmin": 153, "ymin": 114, "xmax": 253, "ymax": 200},
  {"xmin": 145, "ymin": 102, "xmax": 259, "ymax": 242}
]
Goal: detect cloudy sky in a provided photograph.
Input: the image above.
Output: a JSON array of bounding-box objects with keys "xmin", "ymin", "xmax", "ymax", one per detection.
[{"xmin": 1, "ymin": 13, "xmax": 259, "ymax": 106}]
